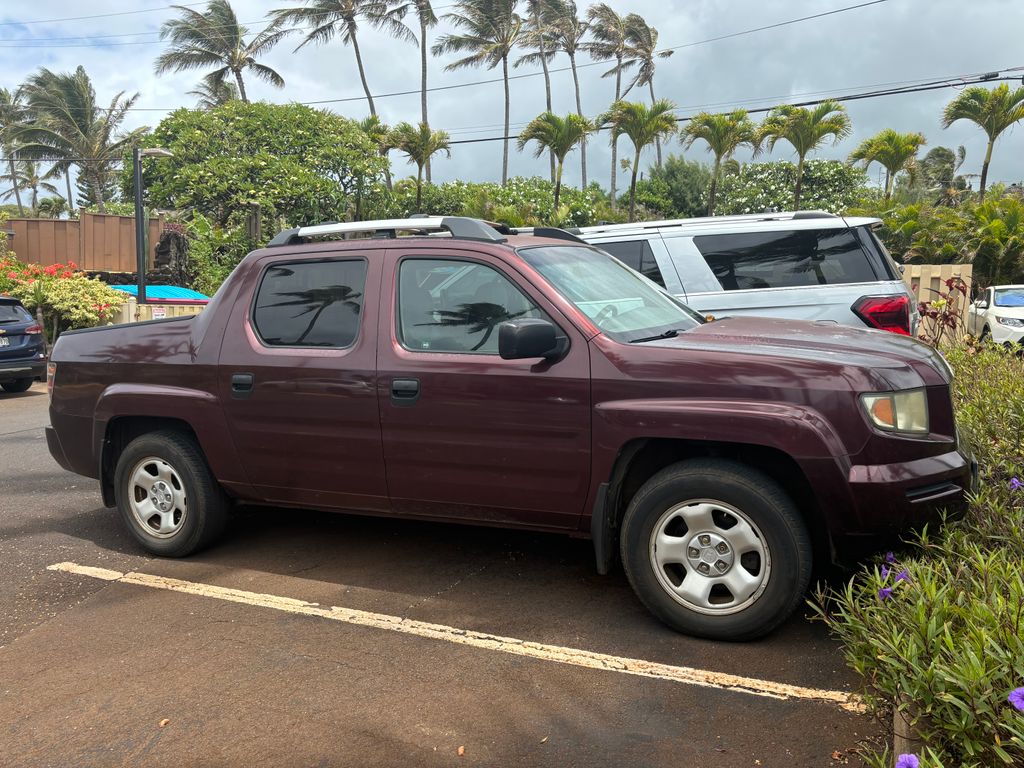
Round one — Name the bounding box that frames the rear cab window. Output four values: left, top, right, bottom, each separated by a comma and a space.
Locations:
252, 259, 368, 347
692, 228, 881, 291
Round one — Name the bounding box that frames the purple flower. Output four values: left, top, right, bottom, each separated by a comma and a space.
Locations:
881, 565, 891, 580
878, 586, 894, 601
895, 569, 911, 583
895, 755, 919, 768
1010, 687, 1024, 712
1011, 477, 1023, 492
886, 551, 897, 564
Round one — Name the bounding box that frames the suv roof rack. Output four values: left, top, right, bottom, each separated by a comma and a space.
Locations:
268, 216, 507, 246
578, 210, 839, 234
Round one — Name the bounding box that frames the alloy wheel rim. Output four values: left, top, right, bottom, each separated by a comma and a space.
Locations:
649, 498, 771, 616
127, 456, 188, 538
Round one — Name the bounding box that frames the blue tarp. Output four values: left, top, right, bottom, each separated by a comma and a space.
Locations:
110, 285, 209, 302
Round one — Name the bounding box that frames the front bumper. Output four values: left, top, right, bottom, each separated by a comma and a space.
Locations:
830, 445, 976, 564
0, 356, 46, 383
990, 323, 1024, 346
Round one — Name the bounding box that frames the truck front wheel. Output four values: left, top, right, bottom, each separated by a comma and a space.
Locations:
620, 458, 812, 641
113, 430, 228, 557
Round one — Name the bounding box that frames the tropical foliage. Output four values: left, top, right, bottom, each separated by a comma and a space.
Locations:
941, 84, 1024, 200
849, 128, 927, 201
716, 159, 867, 216
516, 111, 593, 210
679, 109, 759, 215
599, 98, 678, 220
388, 121, 451, 209
633, 155, 712, 219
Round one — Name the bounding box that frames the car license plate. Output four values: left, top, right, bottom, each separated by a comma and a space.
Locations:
0, 337, 9, 346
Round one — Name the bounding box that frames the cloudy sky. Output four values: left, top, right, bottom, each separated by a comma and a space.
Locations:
1, 0, 1022, 196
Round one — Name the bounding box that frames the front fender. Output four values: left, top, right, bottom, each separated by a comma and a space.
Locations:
93, 383, 245, 487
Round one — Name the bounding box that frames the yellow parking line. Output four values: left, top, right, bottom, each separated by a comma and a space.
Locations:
48, 561, 865, 713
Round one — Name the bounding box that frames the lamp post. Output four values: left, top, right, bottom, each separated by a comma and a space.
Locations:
133, 146, 173, 306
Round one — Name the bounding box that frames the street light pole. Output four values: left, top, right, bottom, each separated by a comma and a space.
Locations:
133, 147, 173, 308
132, 147, 146, 306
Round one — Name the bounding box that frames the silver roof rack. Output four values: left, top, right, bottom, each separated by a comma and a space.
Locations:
268, 216, 507, 246
577, 210, 839, 235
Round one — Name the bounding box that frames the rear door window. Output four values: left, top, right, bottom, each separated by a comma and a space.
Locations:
597, 240, 666, 287
253, 259, 367, 347
692, 229, 878, 290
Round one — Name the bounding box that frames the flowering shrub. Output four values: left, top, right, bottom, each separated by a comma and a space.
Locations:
814, 344, 1024, 767
716, 159, 868, 215
916, 276, 970, 347
1, 255, 124, 342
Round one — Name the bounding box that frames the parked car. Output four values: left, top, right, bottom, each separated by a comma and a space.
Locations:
45, 217, 974, 640
0, 295, 46, 394
575, 211, 919, 335
966, 284, 1024, 346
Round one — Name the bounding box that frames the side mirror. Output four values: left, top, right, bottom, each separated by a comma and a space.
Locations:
977, 300, 989, 310
498, 318, 561, 360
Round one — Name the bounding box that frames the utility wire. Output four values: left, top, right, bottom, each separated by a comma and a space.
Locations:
4, 69, 1019, 162
0, 2, 207, 27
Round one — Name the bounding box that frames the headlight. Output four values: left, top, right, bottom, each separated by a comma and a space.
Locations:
861, 389, 929, 434
995, 316, 1024, 328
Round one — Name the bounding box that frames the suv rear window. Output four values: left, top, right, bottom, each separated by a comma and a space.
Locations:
596, 240, 666, 287
692, 229, 877, 290
0, 302, 31, 323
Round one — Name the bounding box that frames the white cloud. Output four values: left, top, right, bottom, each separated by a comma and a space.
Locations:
1, 0, 1022, 201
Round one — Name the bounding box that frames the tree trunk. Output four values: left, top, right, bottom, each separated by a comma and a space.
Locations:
707, 155, 721, 216
628, 148, 640, 222
416, 164, 423, 211
420, 14, 431, 183
649, 80, 664, 168
501, 55, 510, 186
609, 61, 622, 204
568, 53, 587, 188
554, 157, 563, 212
351, 32, 376, 117
92, 170, 106, 213
233, 69, 248, 103
31, 184, 38, 214
536, 10, 555, 183
7, 158, 23, 216
793, 155, 804, 210
64, 166, 74, 213
884, 168, 893, 201
979, 138, 994, 201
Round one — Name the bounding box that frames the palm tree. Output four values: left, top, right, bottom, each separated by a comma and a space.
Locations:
679, 110, 759, 215
187, 72, 240, 108
547, 0, 589, 187
359, 114, 393, 190
156, 0, 287, 103
275, 0, 412, 118
36, 196, 68, 219
599, 99, 678, 221
0, 160, 60, 214
392, 0, 438, 180
941, 83, 1024, 201
433, 0, 522, 185
621, 14, 672, 168
516, 0, 557, 182
18, 66, 147, 213
849, 129, 926, 202
0, 88, 26, 215
759, 100, 851, 210
517, 112, 594, 210
389, 121, 451, 210
583, 4, 632, 202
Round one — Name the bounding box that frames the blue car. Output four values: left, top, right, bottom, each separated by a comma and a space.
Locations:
0, 296, 46, 393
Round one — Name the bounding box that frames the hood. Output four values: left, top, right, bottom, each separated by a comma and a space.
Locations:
991, 305, 1024, 319
649, 315, 950, 390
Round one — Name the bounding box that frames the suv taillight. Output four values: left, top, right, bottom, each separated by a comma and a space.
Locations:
852, 295, 910, 335
26, 324, 43, 335
47, 362, 56, 400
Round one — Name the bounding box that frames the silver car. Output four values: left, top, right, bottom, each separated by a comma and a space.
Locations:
577, 212, 919, 336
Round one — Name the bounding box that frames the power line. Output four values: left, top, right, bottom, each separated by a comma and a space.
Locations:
4, 69, 1020, 162
0, 2, 207, 27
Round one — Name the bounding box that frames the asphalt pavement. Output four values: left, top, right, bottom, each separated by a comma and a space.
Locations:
0, 383, 879, 767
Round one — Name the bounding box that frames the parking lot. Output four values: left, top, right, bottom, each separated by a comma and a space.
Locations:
1, 383, 876, 767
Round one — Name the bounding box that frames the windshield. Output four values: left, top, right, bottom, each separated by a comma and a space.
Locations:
517, 245, 704, 342
994, 288, 1024, 308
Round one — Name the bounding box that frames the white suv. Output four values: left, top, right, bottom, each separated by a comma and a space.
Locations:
576, 212, 919, 335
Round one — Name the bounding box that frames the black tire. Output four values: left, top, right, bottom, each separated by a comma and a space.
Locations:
620, 458, 812, 641
113, 430, 228, 557
1, 378, 33, 393
980, 326, 991, 341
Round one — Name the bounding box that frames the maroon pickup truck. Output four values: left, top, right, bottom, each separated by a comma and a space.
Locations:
46, 216, 974, 640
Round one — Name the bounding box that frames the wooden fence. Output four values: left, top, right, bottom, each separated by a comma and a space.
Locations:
903, 263, 973, 305
7, 213, 162, 272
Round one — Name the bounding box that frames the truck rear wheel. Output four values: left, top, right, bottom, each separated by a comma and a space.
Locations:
113, 430, 228, 557
620, 458, 812, 641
